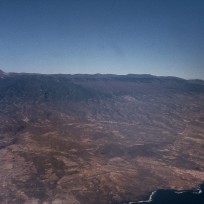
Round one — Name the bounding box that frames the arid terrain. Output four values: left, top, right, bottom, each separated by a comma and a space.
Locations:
0, 70, 204, 204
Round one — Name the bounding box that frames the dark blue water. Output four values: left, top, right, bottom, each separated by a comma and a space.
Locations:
122, 183, 204, 204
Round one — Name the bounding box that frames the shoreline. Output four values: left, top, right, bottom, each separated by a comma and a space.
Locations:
121, 183, 204, 204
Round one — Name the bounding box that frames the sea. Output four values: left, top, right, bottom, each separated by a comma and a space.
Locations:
122, 183, 204, 204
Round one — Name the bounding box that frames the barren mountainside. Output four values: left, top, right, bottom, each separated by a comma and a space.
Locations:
0, 71, 204, 204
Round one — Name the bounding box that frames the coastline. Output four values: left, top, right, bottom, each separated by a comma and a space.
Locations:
121, 183, 204, 204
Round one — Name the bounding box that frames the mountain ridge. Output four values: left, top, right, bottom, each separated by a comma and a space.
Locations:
1, 69, 204, 81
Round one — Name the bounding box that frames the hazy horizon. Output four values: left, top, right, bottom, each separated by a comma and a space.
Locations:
1, 69, 204, 81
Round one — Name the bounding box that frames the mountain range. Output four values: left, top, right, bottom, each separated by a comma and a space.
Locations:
0, 70, 204, 204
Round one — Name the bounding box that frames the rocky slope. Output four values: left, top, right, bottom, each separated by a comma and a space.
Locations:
0, 71, 204, 203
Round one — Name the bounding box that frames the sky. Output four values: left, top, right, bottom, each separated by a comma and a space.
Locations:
0, 0, 204, 79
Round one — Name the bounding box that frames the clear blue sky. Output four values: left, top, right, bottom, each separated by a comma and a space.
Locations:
0, 0, 204, 79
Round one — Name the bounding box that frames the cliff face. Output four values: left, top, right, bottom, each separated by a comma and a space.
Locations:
0, 73, 204, 204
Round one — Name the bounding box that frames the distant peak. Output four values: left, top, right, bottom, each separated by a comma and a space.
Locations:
0, 69, 8, 78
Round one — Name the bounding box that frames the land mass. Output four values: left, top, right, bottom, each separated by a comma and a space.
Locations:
0, 71, 204, 204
